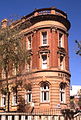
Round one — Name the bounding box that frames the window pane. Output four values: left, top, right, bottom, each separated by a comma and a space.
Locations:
60, 56, 64, 70
42, 92, 43, 101
42, 32, 47, 45
44, 92, 46, 100
60, 92, 63, 102
46, 92, 49, 101
59, 33, 63, 47
26, 92, 32, 103
42, 55, 47, 69
28, 36, 31, 49
2, 95, 6, 106
60, 84, 65, 103
2, 97, 6, 106
29, 93, 31, 102
41, 83, 49, 102
42, 55, 47, 62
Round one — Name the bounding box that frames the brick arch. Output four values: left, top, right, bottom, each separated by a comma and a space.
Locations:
38, 80, 51, 86
59, 82, 67, 89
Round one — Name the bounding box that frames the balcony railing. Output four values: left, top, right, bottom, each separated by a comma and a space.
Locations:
22, 7, 67, 21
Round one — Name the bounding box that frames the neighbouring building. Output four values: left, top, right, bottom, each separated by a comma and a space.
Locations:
70, 85, 81, 96
0, 7, 71, 119
70, 85, 81, 110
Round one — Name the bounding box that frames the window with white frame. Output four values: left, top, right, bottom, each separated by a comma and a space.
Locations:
60, 83, 65, 103
26, 90, 32, 103
28, 36, 32, 49
59, 55, 64, 70
42, 32, 47, 45
41, 55, 47, 69
59, 32, 64, 48
1, 95, 6, 107
41, 82, 49, 102
12, 94, 17, 106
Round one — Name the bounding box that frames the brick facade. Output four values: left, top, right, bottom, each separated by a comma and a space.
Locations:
0, 7, 71, 114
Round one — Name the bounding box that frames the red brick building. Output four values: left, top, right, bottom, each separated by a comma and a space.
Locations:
0, 7, 71, 116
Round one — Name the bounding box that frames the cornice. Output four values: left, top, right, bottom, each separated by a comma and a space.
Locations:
30, 14, 70, 30
31, 69, 71, 77
23, 24, 68, 36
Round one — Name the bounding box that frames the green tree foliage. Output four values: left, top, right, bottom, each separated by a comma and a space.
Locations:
0, 19, 30, 111
0, 24, 29, 75
17, 96, 31, 112
70, 96, 75, 109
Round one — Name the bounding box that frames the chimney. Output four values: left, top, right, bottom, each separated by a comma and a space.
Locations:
1, 19, 8, 28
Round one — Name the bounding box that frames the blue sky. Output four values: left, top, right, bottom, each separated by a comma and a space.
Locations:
0, 0, 81, 85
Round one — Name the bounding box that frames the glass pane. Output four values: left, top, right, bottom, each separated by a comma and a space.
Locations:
46, 92, 49, 101
42, 32, 47, 45
2, 97, 6, 106
28, 36, 31, 49
61, 92, 63, 102
43, 39, 47, 44
44, 92, 46, 100
42, 55, 47, 69
29, 93, 31, 102
42, 55, 47, 62
59, 33, 63, 47
27, 93, 31, 102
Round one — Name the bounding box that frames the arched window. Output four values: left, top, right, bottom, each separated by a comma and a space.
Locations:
60, 83, 66, 103
25, 84, 32, 103
1, 95, 6, 107
26, 89, 32, 103
40, 82, 49, 102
